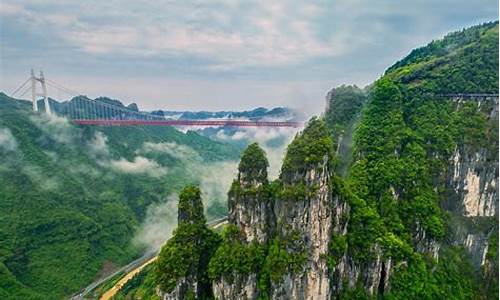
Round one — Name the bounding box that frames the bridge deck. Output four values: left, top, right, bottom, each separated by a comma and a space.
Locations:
72, 119, 302, 127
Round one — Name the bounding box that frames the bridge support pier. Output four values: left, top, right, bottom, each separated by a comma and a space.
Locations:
30, 69, 51, 115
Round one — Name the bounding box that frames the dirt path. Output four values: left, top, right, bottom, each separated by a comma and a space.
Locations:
98, 218, 227, 300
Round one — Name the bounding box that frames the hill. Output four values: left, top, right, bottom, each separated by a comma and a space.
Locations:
0, 93, 239, 299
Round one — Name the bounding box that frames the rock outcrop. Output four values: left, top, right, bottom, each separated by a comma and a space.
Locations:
156, 186, 220, 300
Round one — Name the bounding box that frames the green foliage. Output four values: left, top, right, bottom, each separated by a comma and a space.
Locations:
386, 22, 498, 94
178, 185, 206, 225
325, 84, 367, 142
387, 247, 479, 299
281, 117, 334, 181
155, 222, 220, 296
481, 229, 499, 299
328, 235, 347, 268
208, 225, 266, 282
331, 22, 498, 298
155, 186, 220, 298
0, 94, 239, 299
238, 143, 269, 184
262, 237, 307, 283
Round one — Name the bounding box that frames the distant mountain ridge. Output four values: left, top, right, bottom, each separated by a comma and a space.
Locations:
43, 96, 302, 122
151, 106, 302, 122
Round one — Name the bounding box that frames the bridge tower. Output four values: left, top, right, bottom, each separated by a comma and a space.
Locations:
30, 69, 51, 115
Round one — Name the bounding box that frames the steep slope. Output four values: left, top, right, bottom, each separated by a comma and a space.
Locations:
329, 21, 498, 299
0, 94, 239, 299
156, 186, 220, 300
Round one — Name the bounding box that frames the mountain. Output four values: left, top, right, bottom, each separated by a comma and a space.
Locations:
151, 107, 301, 122
0, 94, 240, 299
116, 22, 498, 299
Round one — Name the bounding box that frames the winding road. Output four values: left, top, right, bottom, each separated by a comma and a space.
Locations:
69, 217, 228, 300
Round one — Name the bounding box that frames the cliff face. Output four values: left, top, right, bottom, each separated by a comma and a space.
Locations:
211, 119, 346, 300
156, 186, 220, 300
443, 98, 499, 269
270, 155, 334, 300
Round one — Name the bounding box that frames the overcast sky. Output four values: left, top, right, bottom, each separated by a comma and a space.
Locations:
0, 0, 497, 112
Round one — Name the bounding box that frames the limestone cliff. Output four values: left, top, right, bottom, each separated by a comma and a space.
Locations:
156, 186, 220, 300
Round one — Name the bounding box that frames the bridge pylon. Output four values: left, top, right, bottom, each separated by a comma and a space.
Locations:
30, 69, 51, 115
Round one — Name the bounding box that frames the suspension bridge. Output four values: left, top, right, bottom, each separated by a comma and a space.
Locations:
10, 70, 302, 128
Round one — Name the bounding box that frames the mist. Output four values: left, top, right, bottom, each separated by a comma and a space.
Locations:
132, 194, 179, 253
132, 126, 301, 252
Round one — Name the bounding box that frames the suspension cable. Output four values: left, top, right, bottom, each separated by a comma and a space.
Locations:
10, 77, 30, 97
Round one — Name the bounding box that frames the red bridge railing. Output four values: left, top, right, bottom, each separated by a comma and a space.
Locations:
72, 119, 302, 128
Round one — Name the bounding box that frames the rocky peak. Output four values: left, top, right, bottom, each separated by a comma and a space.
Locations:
228, 143, 273, 244
280, 117, 334, 184
156, 185, 220, 300
237, 142, 269, 188
177, 185, 206, 225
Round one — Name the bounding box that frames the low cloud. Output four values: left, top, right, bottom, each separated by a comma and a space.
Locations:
0, 128, 18, 151
133, 194, 179, 253
109, 156, 168, 178
88, 131, 110, 156
215, 127, 299, 178
87, 131, 168, 178
30, 114, 76, 144
140, 141, 201, 161
132, 127, 298, 251
22, 164, 60, 191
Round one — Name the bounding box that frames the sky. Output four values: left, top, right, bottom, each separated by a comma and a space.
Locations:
0, 0, 497, 113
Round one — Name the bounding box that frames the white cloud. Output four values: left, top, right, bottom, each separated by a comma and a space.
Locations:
215, 127, 299, 178
140, 141, 201, 161
109, 156, 167, 177
30, 114, 76, 144
0, 128, 18, 151
1, 1, 341, 69
133, 194, 179, 253
88, 131, 109, 156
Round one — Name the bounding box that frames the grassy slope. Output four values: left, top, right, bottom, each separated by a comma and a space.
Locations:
0, 94, 239, 299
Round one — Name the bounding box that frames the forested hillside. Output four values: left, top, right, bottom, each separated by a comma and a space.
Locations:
0, 94, 239, 299
326, 21, 498, 299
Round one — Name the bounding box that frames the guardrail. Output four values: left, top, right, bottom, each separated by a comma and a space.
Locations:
69, 217, 228, 300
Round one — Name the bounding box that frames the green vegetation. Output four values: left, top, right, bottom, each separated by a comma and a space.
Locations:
237, 142, 269, 184
386, 247, 478, 300
178, 185, 206, 225
325, 85, 367, 143
112, 21, 499, 300
0, 94, 239, 299
208, 225, 266, 282
281, 117, 334, 181
110, 264, 159, 300
386, 22, 498, 94
155, 186, 220, 298
327, 22, 498, 299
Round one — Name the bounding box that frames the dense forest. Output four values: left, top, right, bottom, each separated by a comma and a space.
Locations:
0, 95, 240, 299
114, 22, 498, 300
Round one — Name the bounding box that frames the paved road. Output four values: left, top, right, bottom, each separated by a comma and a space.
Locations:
69, 217, 228, 300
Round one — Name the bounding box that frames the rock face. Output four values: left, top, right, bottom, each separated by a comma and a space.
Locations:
443, 99, 499, 269
213, 273, 259, 300
270, 155, 335, 300
228, 143, 273, 244
449, 147, 498, 217
157, 186, 219, 300
215, 119, 349, 300
213, 143, 269, 299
